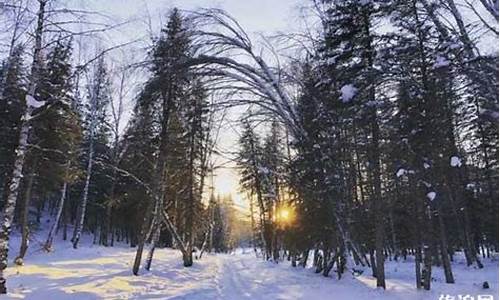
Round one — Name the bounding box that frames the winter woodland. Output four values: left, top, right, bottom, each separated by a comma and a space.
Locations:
0, 0, 498, 299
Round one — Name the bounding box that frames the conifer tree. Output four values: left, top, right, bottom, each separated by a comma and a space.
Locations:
0, 45, 26, 206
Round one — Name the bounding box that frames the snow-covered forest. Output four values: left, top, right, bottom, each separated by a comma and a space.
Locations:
0, 0, 498, 299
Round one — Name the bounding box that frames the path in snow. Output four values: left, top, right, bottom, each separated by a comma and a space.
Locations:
218, 251, 498, 300
0, 238, 497, 300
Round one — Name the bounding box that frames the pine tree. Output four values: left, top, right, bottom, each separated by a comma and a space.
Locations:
133, 8, 200, 273
237, 119, 272, 259
0, 45, 26, 206
41, 39, 83, 251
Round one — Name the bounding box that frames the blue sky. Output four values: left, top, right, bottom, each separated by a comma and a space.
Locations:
85, 0, 298, 33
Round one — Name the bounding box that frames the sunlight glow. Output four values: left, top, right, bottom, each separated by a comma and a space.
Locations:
276, 206, 294, 226
213, 168, 245, 207
279, 208, 290, 221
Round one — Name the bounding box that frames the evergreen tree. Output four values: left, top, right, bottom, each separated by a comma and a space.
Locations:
0, 46, 26, 206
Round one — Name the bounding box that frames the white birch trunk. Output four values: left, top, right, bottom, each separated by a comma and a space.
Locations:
44, 175, 69, 251
72, 130, 95, 248
0, 0, 47, 293
144, 224, 161, 271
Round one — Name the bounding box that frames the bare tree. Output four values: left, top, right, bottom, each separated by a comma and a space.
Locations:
0, 0, 47, 293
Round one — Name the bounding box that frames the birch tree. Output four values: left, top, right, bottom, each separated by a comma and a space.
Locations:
0, 0, 47, 293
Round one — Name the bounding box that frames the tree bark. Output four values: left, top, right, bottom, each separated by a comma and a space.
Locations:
437, 209, 454, 283
144, 224, 161, 271
14, 166, 36, 265
45, 164, 70, 251
0, 0, 46, 294
71, 130, 95, 249
132, 197, 154, 275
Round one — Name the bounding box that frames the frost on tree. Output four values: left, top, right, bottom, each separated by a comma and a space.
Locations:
450, 156, 462, 167
426, 191, 436, 201
339, 84, 357, 103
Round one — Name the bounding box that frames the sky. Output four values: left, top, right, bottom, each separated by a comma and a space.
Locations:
83, 0, 300, 36
79, 0, 303, 210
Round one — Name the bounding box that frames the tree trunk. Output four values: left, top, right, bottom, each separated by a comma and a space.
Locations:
104, 159, 119, 247
45, 165, 69, 251
369, 250, 377, 278
422, 244, 432, 290
62, 193, 69, 241
0, 0, 46, 294
436, 206, 454, 283
362, 7, 386, 288
72, 129, 95, 249
182, 131, 197, 268
145, 224, 161, 271
415, 246, 422, 289
14, 167, 36, 265
132, 197, 154, 275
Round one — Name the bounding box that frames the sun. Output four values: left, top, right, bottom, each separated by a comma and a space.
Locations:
277, 206, 294, 225
279, 208, 290, 221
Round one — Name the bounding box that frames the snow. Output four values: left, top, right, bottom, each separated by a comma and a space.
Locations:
422, 181, 432, 188
1, 232, 498, 299
427, 191, 436, 201
466, 183, 475, 190
25, 95, 45, 109
450, 156, 462, 167
258, 166, 270, 174
340, 84, 357, 103
433, 56, 450, 68
365, 100, 379, 107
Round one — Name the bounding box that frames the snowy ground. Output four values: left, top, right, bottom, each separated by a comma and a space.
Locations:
0, 233, 497, 299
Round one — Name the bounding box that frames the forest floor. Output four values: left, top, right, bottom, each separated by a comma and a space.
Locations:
0, 232, 497, 300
